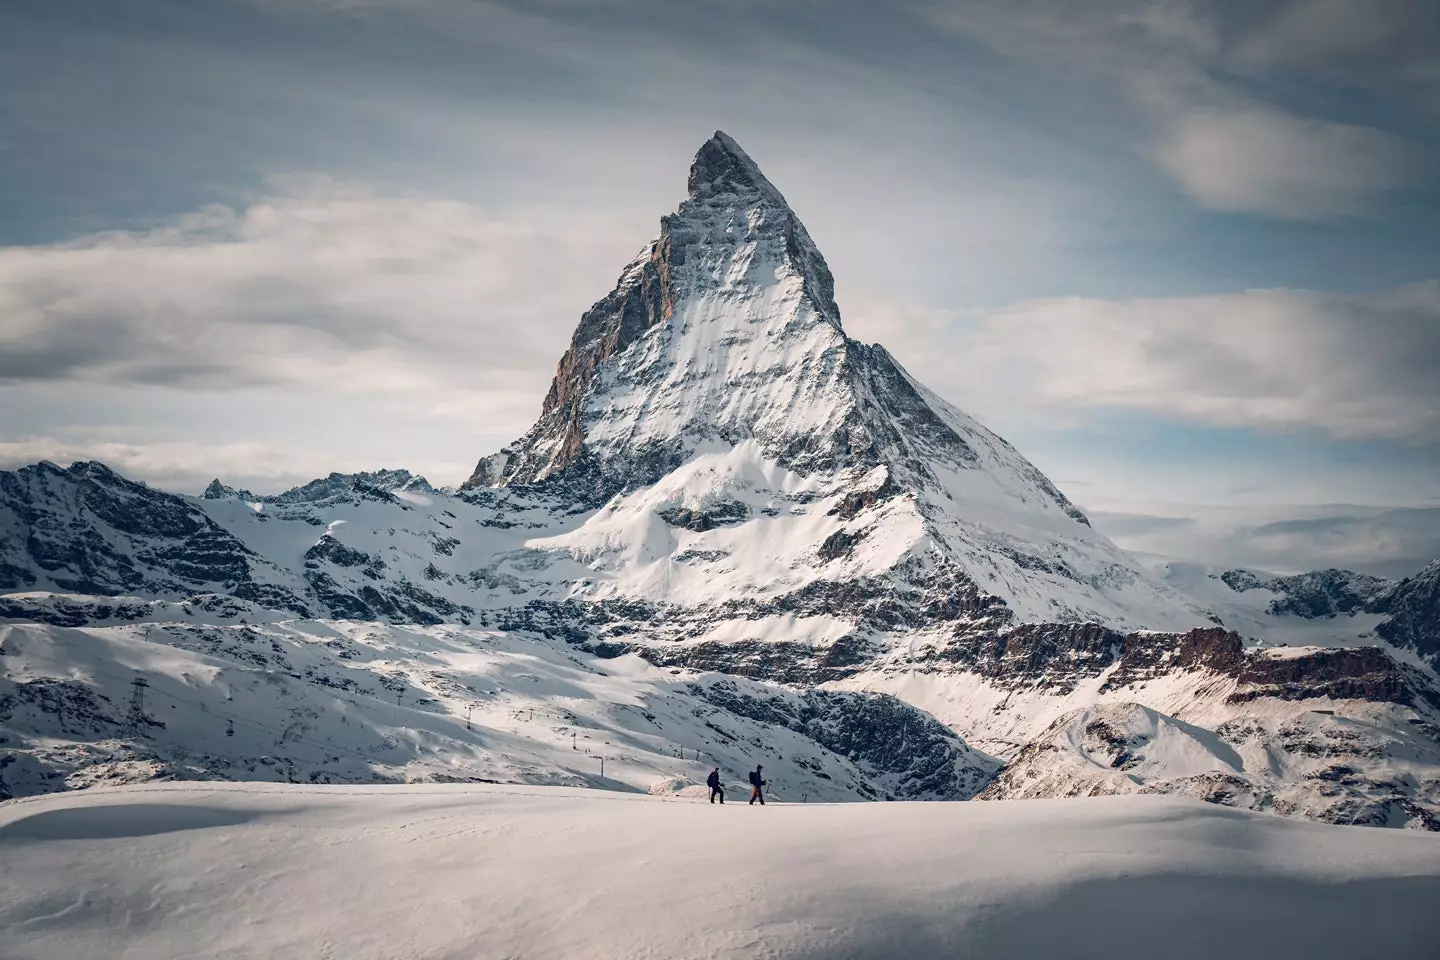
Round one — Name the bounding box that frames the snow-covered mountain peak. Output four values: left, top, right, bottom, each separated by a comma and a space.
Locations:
462, 133, 1057, 504
446, 131, 1217, 628
202, 469, 434, 506
463, 131, 858, 495
679, 130, 840, 325
687, 131, 776, 201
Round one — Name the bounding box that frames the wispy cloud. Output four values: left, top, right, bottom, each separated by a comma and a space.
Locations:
956, 281, 1440, 442
0, 176, 635, 405
1091, 504, 1440, 578
915, 0, 1434, 218
1151, 107, 1415, 218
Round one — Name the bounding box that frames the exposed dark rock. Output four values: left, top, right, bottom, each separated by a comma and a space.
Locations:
827, 473, 901, 520
0, 594, 154, 627
934, 622, 1123, 694
201, 479, 256, 501
1232, 647, 1440, 709
304, 535, 374, 569
657, 500, 748, 532
462, 230, 675, 492
646, 635, 878, 685
0, 677, 123, 737
690, 678, 997, 799
1220, 567, 1393, 618
0, 460, 266, 599
818, 527, 867, 561
1374, 560, 1440, 666
259, 470, 426, 506
1104, 628, 1246, 689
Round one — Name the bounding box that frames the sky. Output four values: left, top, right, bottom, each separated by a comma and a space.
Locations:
2, 0, 1438, 577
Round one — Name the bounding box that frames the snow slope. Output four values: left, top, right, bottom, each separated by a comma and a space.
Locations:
0, 609, 996, 803
3, 783, 1439, 960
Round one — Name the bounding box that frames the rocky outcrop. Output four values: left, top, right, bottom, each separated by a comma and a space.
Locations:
930, 622, 1122, 692
201, 479, 257, 501
263, 470, 429, 506
0, 461, 267, 597
463, 242, 675, 491
1233, 647, 1440, 709
690, 678, 999, 799
1104, 628, 1247, 688
1221, 568, 1392, 618
1374, 560, 1440, 666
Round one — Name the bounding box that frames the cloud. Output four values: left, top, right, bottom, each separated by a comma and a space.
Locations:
1086, 512, 1197, 536
1152, 108, 1415, 218
1092, 503, 1440, 578
0, 176, 636, 403
1234, 0, 1440, 77
961, 280, 1440, 442
915, 0, 1432, 217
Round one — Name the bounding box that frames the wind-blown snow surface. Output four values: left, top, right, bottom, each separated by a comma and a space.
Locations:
3, 784, 1439, 960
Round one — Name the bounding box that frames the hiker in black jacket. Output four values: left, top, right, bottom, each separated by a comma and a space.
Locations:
748, 765, 766, 805
707, 768, 725, 804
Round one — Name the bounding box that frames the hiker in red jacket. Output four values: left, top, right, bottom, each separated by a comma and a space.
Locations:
707, 768, 724, 804
748, 765, 766, 805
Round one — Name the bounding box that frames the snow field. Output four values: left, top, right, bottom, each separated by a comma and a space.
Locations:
3, 783, 1439, 959
1, 617, 960, 802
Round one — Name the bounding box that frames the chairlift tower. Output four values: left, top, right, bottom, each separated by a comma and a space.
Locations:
127, 677, 151, 737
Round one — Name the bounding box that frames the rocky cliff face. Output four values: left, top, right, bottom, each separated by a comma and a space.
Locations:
1375, 560, 1440, 666
3, 133, 1438, 827
1221, 568, 1393, 619
0, 461, 303, 613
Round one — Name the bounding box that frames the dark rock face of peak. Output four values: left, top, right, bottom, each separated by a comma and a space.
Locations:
1222, 567, 1393, 619
1375, 560, 1440, 666
464, 240, 675, 491
687, 131, 775, 199
464, 130, 848, 495
261, 469, 431, 506
202, 479, 256, 501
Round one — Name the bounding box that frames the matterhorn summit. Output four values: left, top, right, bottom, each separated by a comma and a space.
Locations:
464, 131, 1194, 630
463, 131, 852, 493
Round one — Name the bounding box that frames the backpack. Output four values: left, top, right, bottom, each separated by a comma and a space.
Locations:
748, 770, 761, 787
707, 771, 719, 788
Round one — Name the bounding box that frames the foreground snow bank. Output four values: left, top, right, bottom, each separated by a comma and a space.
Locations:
3, 784, 1439, 959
